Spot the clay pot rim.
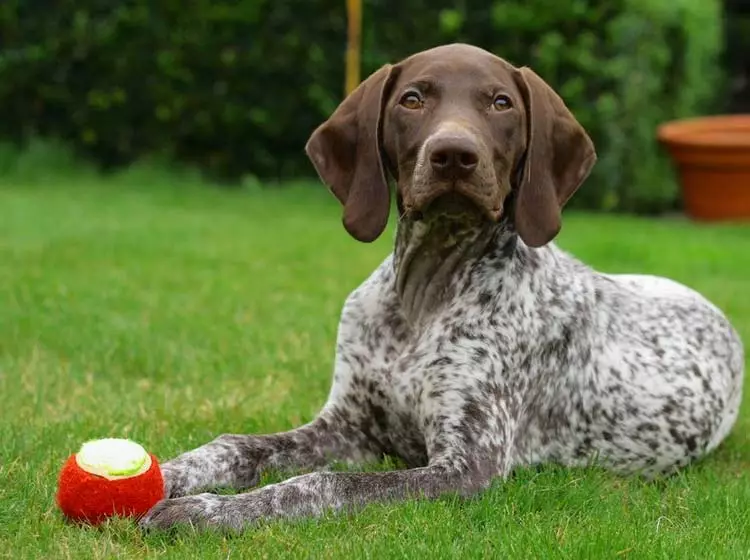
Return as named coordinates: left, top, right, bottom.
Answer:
left=657, top=114, right=750, bottom=149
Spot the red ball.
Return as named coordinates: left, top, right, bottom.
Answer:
left=56, top=452, right=165, bottom=525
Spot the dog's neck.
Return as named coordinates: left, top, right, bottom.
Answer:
left=393, top=211, right=515, bottom=327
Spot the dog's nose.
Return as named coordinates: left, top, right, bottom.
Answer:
left=428, top=136, right=479, bottom=179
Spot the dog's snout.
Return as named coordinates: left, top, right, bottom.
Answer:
left=428, top=136, right=479, bottom=179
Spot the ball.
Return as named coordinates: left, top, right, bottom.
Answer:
left=56, top=438, right=165, bottom=525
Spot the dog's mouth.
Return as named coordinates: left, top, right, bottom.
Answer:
left=421, top=191, right=479, bottom=216
left=406, top=189, right=501, bottom=225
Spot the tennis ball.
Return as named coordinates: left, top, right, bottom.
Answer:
left=76, top=438, right=152, bottom=478
left=56, top=438, right=165, bottom=525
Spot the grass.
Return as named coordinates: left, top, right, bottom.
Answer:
left=1, top=162, right=749, bottom=558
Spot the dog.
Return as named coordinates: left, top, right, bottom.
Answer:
left=140, top=43, right=745, bottom=531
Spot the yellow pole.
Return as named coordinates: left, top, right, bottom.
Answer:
left=345, top=0, right=362, bottom=95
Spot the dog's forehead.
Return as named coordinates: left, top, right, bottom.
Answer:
left=395, top=44, right=516, bottom=86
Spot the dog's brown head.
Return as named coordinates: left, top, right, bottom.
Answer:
left=305, top=44, right=596, bottom=248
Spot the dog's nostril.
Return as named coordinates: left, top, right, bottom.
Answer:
left=430, top=151, right=451, bottom=168
left=459, top=151, right=478, bottom=169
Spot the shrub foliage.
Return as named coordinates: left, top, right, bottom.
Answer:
left=0, top=0, right=724, bottom=211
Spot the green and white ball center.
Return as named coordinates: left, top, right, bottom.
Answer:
left=75, top=438, right=151, bottom=480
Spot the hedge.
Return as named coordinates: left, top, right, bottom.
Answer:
left=725, top=0, right=750, bottom=113
left=0, top=0, right=724, bottom=212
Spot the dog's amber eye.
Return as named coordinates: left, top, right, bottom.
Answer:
left=493, top=94, right=512, bottom=111
left=399, top=91, right=423, bottom=110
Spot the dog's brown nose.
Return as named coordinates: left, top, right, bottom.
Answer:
left=428, top=136, right=479, bottom=179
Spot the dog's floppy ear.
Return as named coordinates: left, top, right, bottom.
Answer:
left=305, top=65, right=399, bottom=243
left=513, top=67, right=597, bottom=248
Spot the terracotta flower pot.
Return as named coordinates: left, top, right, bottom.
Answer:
left=657, top=114, right=750, bottom=221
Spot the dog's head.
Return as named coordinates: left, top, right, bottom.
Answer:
left=305, top=43, right=596, bottom=247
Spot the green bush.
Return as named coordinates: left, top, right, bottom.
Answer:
left=0, top=0, right=724, bottom=212
left=725, top=0, right=750, bottom=113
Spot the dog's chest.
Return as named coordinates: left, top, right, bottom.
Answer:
left=331, top=250, right=573, bottom=466
left=348, top=327, right=433, bottom=467
left=335, top=297, right=522, bottom=467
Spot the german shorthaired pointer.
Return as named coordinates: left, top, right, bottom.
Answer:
left=141, top=44, right=745, bottom=531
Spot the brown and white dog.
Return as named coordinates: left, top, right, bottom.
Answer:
left=141, top=44, right=744, bottom=531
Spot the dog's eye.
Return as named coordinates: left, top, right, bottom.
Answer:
left=399, top=91, right=423, bottom=110
left=493, top=94, right=512, bottom=111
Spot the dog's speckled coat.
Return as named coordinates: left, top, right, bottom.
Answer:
left=140, top=44, right=744, bottom=532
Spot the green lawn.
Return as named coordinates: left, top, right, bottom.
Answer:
left=1, top=172, right=749, bottom=559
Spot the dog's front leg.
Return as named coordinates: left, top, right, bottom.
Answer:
left=159, top=408, right=379, bottom=499
left=140, top=458, right=494, bottom=531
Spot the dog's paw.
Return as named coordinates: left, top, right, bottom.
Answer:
left=139, top=494, right=226, bottom=531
